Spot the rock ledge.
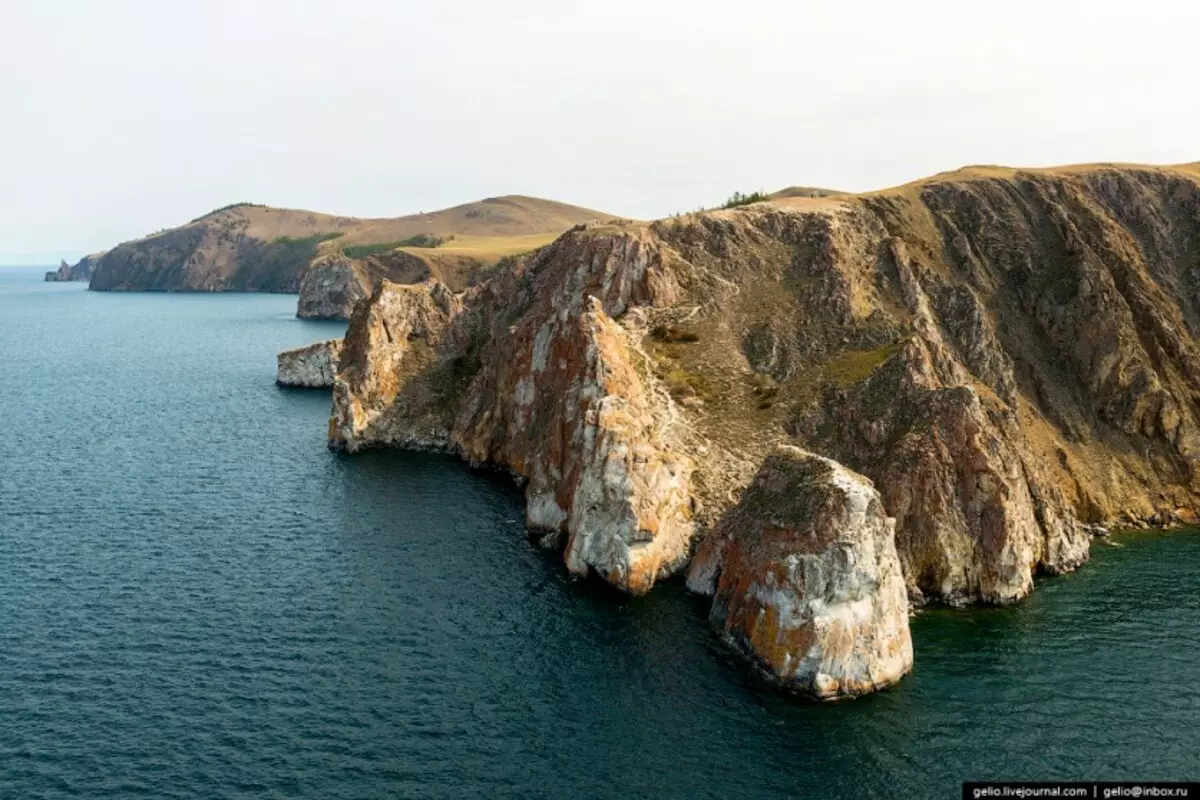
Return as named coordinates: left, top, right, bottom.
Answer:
left=277, top=339, right=343, bottom=388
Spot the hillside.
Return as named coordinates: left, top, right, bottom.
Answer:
left=87, top=196, right=615, bottom=294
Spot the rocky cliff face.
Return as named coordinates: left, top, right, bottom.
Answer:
left=328, top=165, right=1200, bottom=612
left=45, top=253, right=103, bottom=282
left=277, top=339, right=344, bottom=388
left=297, top=250, right=441, bottom=320
left=297, top=256, right=373, bottom=320
left=687, top=446, right=912, bottom=699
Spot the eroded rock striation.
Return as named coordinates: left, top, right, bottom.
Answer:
left=277, top=339, right=343, bottom=388
left=687, top=446, right=912, bottom=699
left=329, top=164, right=1200, bottom=615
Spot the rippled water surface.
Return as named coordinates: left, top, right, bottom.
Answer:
left=1, top=268, right=1198, bottom=798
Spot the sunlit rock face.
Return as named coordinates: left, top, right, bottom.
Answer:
left=276, top=339, right=343, bottom=388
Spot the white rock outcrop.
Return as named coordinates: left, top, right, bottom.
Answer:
left=688, top=446, right=913, bottom=700
left=276, top=339, right=344, bottom=388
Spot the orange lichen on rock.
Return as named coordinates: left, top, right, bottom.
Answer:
left=689, top=447, right=913, bottom=699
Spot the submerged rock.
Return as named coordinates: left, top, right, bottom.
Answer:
left=687, top=446, right=912, bottom=699
left=276, top=339, right=343, bottom=388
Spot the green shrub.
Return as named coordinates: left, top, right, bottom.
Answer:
left=272, top=232, right=344, bottom=246
left=720, top=191, right=771, bottom=209
left=342, top=233, right=451, bottom=259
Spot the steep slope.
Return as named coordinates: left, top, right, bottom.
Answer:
left=87, top=196, right=614, bottom=294
left=326, top=163, right=1200, bottom=613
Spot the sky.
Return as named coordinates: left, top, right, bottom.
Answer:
left=2, top=0, right=1198, bottom=264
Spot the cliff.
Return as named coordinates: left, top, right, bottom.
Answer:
left=324, top=162, right=1200, bottom=694
left=296, top=248, right=491, bottom=321
left=87, top=196, right=614, bottom=296
left=44, top=252, right=104, bottom=282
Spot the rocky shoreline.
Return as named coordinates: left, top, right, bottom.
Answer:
left=279, top=163, right=1200, bottom=698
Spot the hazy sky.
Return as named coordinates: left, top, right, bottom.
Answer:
left=3, top=0, right=1198, bottom=264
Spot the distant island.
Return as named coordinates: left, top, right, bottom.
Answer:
left=276, top=162, right=1200, bottom=698
left=80, top=196, right=617, bottom=320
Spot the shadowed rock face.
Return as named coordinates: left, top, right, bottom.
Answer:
left=45, top=253, right=103, bottom=282
left=297, top=256, right=372, bottom=320
left=687, top=446, right=912, bottom=700
left=297, top=251, right=438, bottom=321
left=89, top=223, right=318, bottom=293
left=328, top=164, right=1200, bottom=607
left=276, top=339, right=343, bottom=388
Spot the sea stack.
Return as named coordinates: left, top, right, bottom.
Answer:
left=687, top=446, right=913, bottom=699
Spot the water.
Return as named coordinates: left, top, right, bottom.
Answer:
left=1, top=268, right=1197, bottom=799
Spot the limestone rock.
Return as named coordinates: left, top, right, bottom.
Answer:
left=688, top=446, right=913, bottom=699
left=276, top=339, right=344, bottom=388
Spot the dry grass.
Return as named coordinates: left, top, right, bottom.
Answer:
left=198, top=195, right=618, bottom=249
left=408, top=232, right=561, bottom=259
left=820, top=341, right=907, bottom=388
left=853, top=162, right=1200, bottom=201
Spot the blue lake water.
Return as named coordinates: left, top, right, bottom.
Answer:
left=0, top=268, right=1197, bottom=798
